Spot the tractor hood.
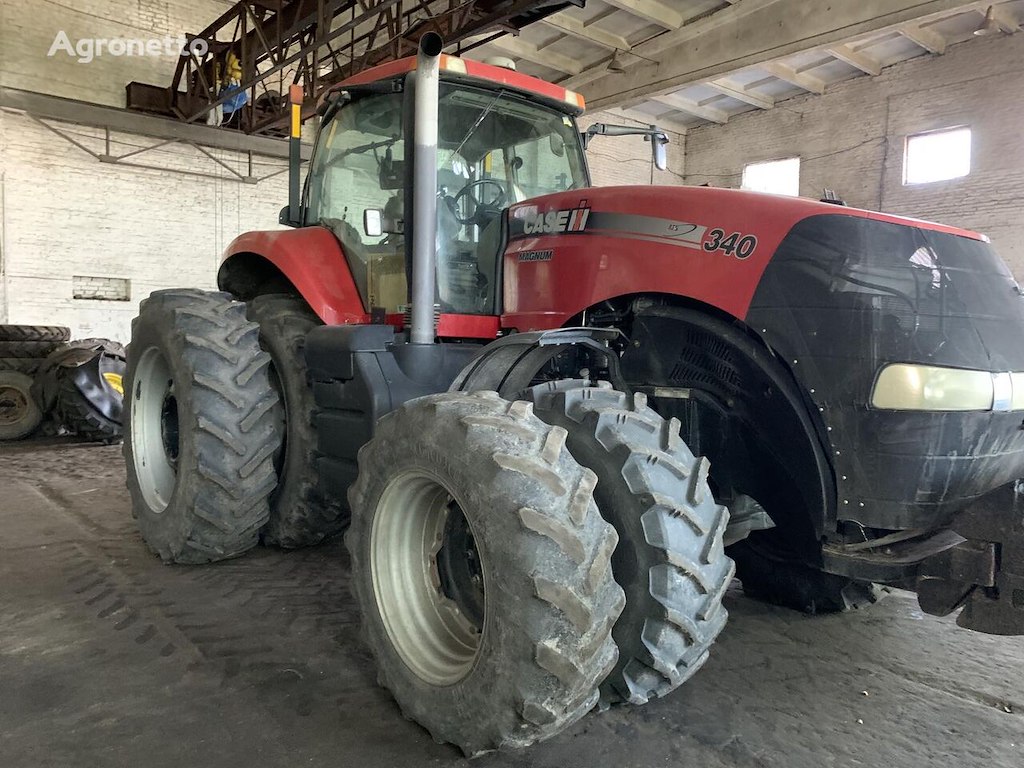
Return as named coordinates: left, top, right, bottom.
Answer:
left=503, top=185, right=984, bottom=324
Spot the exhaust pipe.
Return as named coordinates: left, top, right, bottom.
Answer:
left=409, top=32, right=443, bottom=345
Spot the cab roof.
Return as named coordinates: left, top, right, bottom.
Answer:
left=335, top=54, right=585, bottom=116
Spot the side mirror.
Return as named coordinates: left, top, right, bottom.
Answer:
left=652, top=132, right=668, bottom=171
left=279, top=205, right=301, bottom=228
left=363, top=209, right=384, bottom=238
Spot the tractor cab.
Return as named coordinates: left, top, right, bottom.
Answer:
left=303, top=57, right=590, bottom=320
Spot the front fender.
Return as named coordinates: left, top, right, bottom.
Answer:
left=218, top=227, right=367, bottom=325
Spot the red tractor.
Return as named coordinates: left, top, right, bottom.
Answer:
left=124, top=33, right=1024, bottom=755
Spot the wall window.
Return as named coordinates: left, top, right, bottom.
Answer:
left=903, top=127, right=971, bottom=185
left=741, top=157, right=800, bottom=196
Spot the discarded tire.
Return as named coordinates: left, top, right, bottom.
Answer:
left=348, top=391, right=624, bottom=755
left=32, top=338, right=126, bottom=423
left=0, top=324, right=70, bottom=343
left=0, top=370, right=43, bottom=441
left=124, top=289, right=282, bottom=564
left=248, top=294, right=347, bottom=548
left=56, top=347, right=126, bottom=442
left=526, top=380, right=734, bottom=706
left=730, top=536, right=886, bottom=614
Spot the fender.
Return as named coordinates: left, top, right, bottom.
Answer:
left=218, top=227, right=368, bottom=325
left=619, top=304, right=836, bottom=559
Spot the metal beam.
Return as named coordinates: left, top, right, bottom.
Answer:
left=0, top=87, right=309, bottom=160
left=602, top=0, right=684, bottom=29
left=651, top=93, right=728, bottom=124
left=899, top=24, right=948, bottom=53
left=706, top=78, right=774, bottom=109
left=541, top=13, right=630, bottom=50
left=486, top=35, right=584, bottom=75
left=759, top=61, right=826, bottom=94
left=567, top=0, right=983, bottom=110
left=825, top=44, right=882, bottom=76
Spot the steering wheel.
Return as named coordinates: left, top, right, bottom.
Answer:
left=451, top=178, right=507, bottom=226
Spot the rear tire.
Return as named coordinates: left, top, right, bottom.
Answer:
left=247, top=294, right=347, bottom=548
left=124, top=289, right=281, bottom=564
left=525, top=381, right=733, bottom=706
left=0, top=371, right=43, bottom=441
left=347, top=391, right=624, bottom=755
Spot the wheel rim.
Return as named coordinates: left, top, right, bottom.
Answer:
left=370, top=470, right=485, bottom=686
left=0, top=385, right=28, bottom=426
left=130, top=347, right=179, bottom=512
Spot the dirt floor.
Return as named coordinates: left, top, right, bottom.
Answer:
left=1, top=440, right=1022, bottom=768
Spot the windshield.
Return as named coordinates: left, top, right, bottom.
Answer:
left=304, top=80, right=588, bottom=317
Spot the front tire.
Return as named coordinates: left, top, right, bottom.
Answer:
left=347, top=391, right=624, bottom=755
left=247, top=294, right=347, bottom=548
left=526, top=381, right=733, bottom=706
left=124, top=289, right=281, bottom=564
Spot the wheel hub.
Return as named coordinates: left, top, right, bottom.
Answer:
left=0, top=386, right=28, bottom=426
left=160, top=390, right=180, bottom=466
left=435, top=501, right=485, bottom=631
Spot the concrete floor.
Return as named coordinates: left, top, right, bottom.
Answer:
left=1, top=441, right=1021, bottom=768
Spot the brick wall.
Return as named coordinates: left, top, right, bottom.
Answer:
left=0, top=111, right=289, bottom=340
left=0, top=0, right=679, bottom=340
left=684, top=32, right=1024, bottom=278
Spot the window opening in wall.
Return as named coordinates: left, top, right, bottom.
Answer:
left=903, top=127, right=971, bottom=185
left=73, top=276, right=131, bottom=301
left=741, top=157, right=800, bottom=196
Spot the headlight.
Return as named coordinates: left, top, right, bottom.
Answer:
left=871, top=364, right=1023, bottom=412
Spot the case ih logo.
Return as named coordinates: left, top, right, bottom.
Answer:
left=520, top=202, right=591, bottom=235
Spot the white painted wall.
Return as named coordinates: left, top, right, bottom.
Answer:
left=684, top=32, right=1024, bottom=278
left=0, top=0, right=679, bottom=341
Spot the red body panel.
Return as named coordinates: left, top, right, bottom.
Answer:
left=501, top=186, right=985, bottom=331
left=223, top=227, right=368, bottom=325
left=222, top=229, right=500, bottom=338
left=331, top=55, right=584, bottom=114
left=223, top=189, right=984, bottom=338
left=437, top=314, right=500, bottom=339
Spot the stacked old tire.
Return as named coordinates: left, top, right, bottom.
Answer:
left=0, top=324, right=126, bottom=443
left=0, top=324, right=69, bottom=440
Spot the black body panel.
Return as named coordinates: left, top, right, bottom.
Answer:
left=305, top=325, right=481, bottom=510
left=747, top=214, right=1024, bottom=529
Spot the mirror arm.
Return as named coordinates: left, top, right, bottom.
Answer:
left=582, top=123, right=671, bottom=171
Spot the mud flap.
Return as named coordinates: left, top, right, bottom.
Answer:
left=917, top=480, right=1024, bottom=636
